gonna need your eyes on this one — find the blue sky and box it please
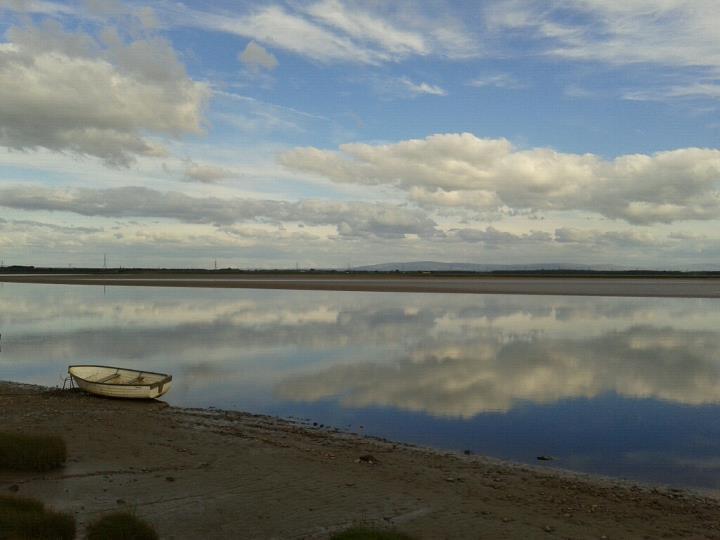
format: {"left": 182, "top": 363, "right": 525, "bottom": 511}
{"left": 0, "top": 0, "right": 719, "bottom": 268}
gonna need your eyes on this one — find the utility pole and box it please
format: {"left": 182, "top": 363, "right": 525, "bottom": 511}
{"left": 214, "top": 259, "right": 217, "bottom": 271}
{"left": 103, "top": 253, "right": 107, "bottom": 270}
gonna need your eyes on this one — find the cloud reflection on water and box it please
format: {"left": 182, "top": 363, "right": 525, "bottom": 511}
{"left": 2, "top": 284, "right": 720, "bottom": 418}
{"left": 277, "top": 325, "right": 720, "bottom": 417}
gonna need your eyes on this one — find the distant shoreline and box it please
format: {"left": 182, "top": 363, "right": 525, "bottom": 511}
{"left": 3, "top": 272, "right": 720, "bottom": 298}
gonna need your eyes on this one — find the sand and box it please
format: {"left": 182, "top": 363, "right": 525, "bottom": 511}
{"left": 3, "top": 273, "right": 720, "bottom": 298}
{"left": 2, "top": 381, "right": 719, "bottom": 539}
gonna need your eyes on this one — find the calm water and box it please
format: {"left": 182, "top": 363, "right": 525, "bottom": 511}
{"left": 3, "top": 282, "right": 720, "bottom": 491}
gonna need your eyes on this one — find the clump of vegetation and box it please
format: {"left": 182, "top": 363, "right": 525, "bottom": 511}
{"left": 331, "top": 527, "right": 416, "bottom": 540}
{"left": 0, "top": 495, "right": 75, "bottom": 540}
{"left": 85, "top": 512, "right": 159, "bottom": 540}
{"left": 0, "top": 432, "right": 67, "bottom": 471}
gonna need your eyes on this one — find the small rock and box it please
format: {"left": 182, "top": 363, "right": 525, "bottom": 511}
{"left": 8, "top": 484, "right": 19, "bottom": 492}
{"left": 116, "top": 499, "right": 126, "bottom": 505}
{"left": 356, "top": 454, "right": 379, "bottom": 464}
{"left": 166, "top": 476, "right": 175, "bottom": 482}
{"left": 544, "top": 525, "right": 555, "bottom": 533}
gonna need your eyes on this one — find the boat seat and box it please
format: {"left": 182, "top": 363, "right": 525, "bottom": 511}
{"left": 95, "top": 372, "right": 120, "bottom": 383}
{"left": 126, "top": 374, "right": 146, "bottom": 385}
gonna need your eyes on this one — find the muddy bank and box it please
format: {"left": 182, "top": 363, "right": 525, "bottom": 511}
{"left": 1, "top": 381, "right": 719, "bottom": 539}
{"left": 4, "top": 273, "right": 720, "bottom": 298}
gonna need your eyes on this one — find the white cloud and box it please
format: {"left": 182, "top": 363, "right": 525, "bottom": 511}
{"left": 136, "top": 6, "right": 159, "bottom": 29}
{"left": 0, "top": 20, "right": 209, "bottom": 166}
{"left": 303, "top": 0, "right": 428, "bottom": 56}
{"left": 173, "top": 3, "right": 476, "bottom": 65}
{"left": 0, "top": 0, "right": 72, "bottom": 16}
{"left": 478, "top": 1, "right": 720, "bottom": 104}
{"left": 554, "top": 227, "right": 660, "bottom": 248}
{"left": 183, "top": 161, "right": 235, "bottom": 184}
{"left": 187, "top": 5, "right": 389, "bottom": 65}
{"left": 400, "top": 78, "right": 447, "bottom": 96}
{"left": 453, "top": 226, "right": 551, "bottom": 246}
{"left": 485, "top": 0, "right": 720, "bottom": 70}
{"left": 238, "top": 40, "right": 278, "bottom": 71}
{"left": 468, "top": 73, "right": 524, "bottom": 89}
{"left": 625, "top": 81, "right": 720, "bottom": 102}
{"left": 366, "top": 76, "right": 447, "bottom": 99}
{"left": 280, "top": 133, "right": 720, "bottom": 224}
{"left": 0, "top": 185, "right": 439, "bottom": 239}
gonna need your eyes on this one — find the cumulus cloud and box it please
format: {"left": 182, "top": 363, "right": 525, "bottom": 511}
{"left": 554, "top": 227, "right": 659, "bottom": 248}
{"left": 0, "top": 185, "right": 438, "bottom": 239}
{"left": 183, "top": 161, "right": 235, "bottom": 183}
{"left": 445, "top": 226, "right": 665, "bottom": 252}
{"left": 280, "top": 133, "right": 720, "bottom": 224}
{"left": 0, "top": 20, "right": 209, "bottom": 166}
{"left": 453, "top": 226, "right": 551, "bottom": 246}
{"left": 238, "top": 40, "right": 278, "bottom": 71}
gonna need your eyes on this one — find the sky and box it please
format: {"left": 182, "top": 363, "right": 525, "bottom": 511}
{"left": 0, "top": 0, "right": 719, "bottom": 269}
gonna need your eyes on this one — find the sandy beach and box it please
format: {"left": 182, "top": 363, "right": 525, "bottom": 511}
{"left": 3, "top": 273, "right": 720, "bottom": 298}
{"left": 2, "top": 381, "right": 719, "bottom": 539}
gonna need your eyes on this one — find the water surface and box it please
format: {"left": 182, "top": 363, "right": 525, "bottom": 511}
{"left": 2, "top": 282, "right": 720, "bottom": 491}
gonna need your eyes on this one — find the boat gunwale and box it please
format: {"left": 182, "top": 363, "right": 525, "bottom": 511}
{"left": 68, "top": 364, "right": 172, "bottom": 388}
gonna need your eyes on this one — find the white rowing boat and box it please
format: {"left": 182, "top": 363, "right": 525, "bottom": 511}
{"left": 68, "top": 365, "right": 172, "bottom": 399}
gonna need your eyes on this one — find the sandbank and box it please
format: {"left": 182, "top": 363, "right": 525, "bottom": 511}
{"left": 3, "top": 273, "right": 720, "bottom": 298}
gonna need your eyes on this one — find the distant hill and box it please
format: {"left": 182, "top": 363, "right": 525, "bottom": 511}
{"left": 352, "top": 261, "right": 629, "bottom": 272}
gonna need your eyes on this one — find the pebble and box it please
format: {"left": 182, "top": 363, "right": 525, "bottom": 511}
{"left": 356, "top": 454, "right": 379, "bottom": 464}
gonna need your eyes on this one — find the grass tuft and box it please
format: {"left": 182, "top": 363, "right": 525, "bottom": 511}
{"left": 0, "top": 495, "right": 75, "bottom": 540}
{"left": 331, "top": 527, "right": 416, "bottom": 540}
{"left": 0, "top": 432, "right": 66, "bottom": 471}
{"left": 85, "top": 512, "right": 159, "bottom": 540}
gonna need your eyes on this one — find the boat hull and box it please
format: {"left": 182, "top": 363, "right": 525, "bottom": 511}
{"left": 69, "top": 365, "right": 172, "bottom": 399}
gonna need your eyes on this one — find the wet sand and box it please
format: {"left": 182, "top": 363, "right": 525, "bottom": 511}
{"left": 3, "top": 273, "right": 720, "bottom": 297}
{"left": 2, "top": 381, "right": 719, "bottom": 539}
